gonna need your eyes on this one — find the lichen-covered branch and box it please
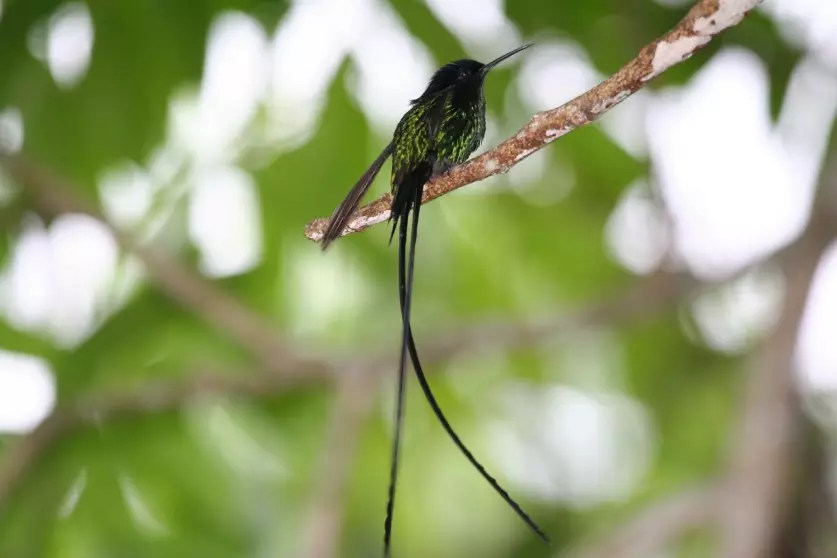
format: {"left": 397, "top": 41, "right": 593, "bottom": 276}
{"left": 304, "top": 0, "right": 763, "bottom": 242}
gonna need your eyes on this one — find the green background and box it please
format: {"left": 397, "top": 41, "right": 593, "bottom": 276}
{"left": 0, "top": 1, "right": 832, "bottom": 557}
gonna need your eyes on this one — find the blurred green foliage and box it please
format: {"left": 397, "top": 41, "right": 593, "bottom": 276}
{"left": 0, "top": 1, "right": 809, "bottom": 557}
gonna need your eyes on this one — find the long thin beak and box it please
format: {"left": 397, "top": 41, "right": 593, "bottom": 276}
{"left": 481, "top": 43, "right": 533, "bottom": 75}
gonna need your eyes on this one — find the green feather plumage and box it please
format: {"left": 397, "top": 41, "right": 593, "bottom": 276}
{"left": 390, "top": 89, "right": 486, "bottom": 192}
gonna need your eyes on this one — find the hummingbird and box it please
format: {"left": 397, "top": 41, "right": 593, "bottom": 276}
{"left": 319, "top": 44, "right": 548, "bottom": 555}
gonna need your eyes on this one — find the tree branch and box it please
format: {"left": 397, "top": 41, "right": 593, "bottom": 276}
{"left": 0, "top": 153, "right": 336, "bottom": 378}
{"left": 567, "top": 484, "right": 720, "bottom": 558}
{"left": 717, "top": 221, "right": 826, "bottom": 558}
{"left": 0, "top": 270, "right": 693, "bottom": 512}
{"left": 416, "top": 270, "right": 690, "bottom": 364}
{"left": 717, "top": 137, "right": 837, "bottom": 558}
{"left": 0, "top": 365, "right": 330, "bottom": 510}
{"left": 300, "top": 374, "right": 375, "bottom": 558}
{"left": 562, "top": 220, "right": 836, "bottom": 558}
{"left": 304, "top": 0, "right": 764, "bottom": 242}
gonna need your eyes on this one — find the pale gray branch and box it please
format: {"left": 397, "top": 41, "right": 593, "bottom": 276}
{"left": 0, "top": 366, "right": 323, "bottom": 510}
{"left": 0, "top": 270, "right": 688, "bottom": 513}
{"left": 717, "top": 164, "right": 837, "bottom": 558}
{"left": 418, "top": 270, "right": 690, "bottom": 364}
{"left": 0, "top": 153, "right": 336, "bottom": 378}
{"left": 300, "top": 374, "right": 375, "bottom": 558}
{"left": 567, "top": 484, "right": 720, "bottom": 558}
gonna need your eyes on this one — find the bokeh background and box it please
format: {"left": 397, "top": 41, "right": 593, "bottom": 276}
{"left": 1, "top": 0, "right": 837, "bottom": 557}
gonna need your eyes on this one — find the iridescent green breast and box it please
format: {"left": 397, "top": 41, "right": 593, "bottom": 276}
{"left": 390, "top": 90, "right": 486, "bottom": 190}
{"left": 391, "top": 100, "right": 433, "bottom": 187}
{"left": 435, "top": 95, "right": 485, "bottom": 165}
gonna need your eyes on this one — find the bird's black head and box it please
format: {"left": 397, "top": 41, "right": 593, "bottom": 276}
{"left": 411, "top": 44, "right": 532, "bottom": 104}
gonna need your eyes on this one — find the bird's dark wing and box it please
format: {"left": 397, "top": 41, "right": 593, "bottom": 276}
{"left": 423, "top": 91, "right": 465, "bottom": 176}
{"left": 423, "top": 91, "right": 448, "bottom": 148}
{"left": 320, "top": 142, "right": 394, "bottom": 250}
{"left": 391, "top": 92, "right": 446, "bottom": 188}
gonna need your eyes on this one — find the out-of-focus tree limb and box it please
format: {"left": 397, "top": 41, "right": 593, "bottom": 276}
{"left": 300, "top": 373, "right": 375, "bottom": 558}
{"left": 0, "top": 268, "right": 699, "bottom": 512}
{"left": 304, "top": 0, "right": 764, "bottom": 242}
{"left": 0, "top": 365, "right": 326, "bottom": 510}
{"left": 295, "top": 271, "right": 696, "bottom": 557}
{"left": 561, "top": 231, "right": 836, "bottom": 558}
{"left": 717, "top": 137, "right": 837, "bottom": 558}
{"left": 563, "top": 158, "right": 837, "bottom": 558}
{"left": 774, "top": 416, "right": 837, "bottom": 557}
{"left": 717, "top": 234, "right": 820, "bottom": 558}
{"left": 0, "top": 261, "right": 778, "bottom": 519}
{"left": 417, "top": 270, "right": 688, "bottom": 364}
{"left": 0, "top": 153, "right": 338, "bottom": 378}
{"left": 567, "top": 484, "right": 721, "bottom": 558}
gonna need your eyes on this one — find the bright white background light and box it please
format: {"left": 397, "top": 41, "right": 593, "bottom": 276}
{"left": 46, "top": 2, "right": 95, "bottom": 88}
{"left": 0, "top": 351, "right": 55, "bottom": 432}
